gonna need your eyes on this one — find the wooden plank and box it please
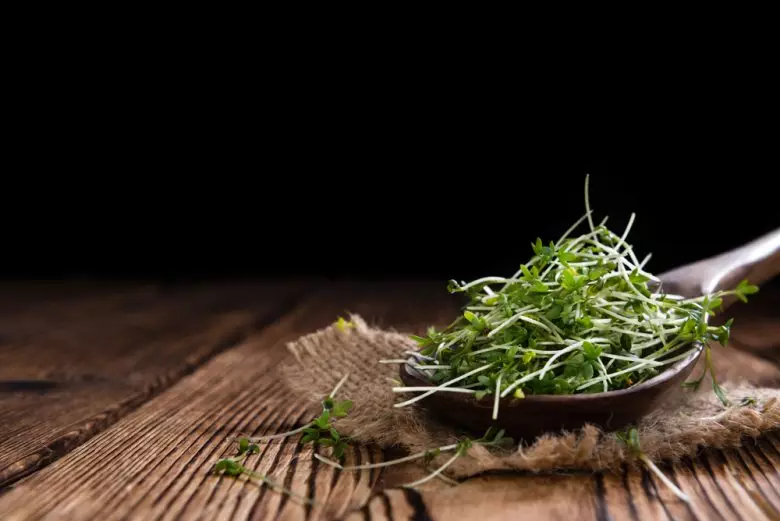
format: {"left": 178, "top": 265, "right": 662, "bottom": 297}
{"left": 0, "top": 280, "right": 309, "bottom": 488}
{"left": 0, "top": 281, "right": 777, "bottom": 521}
{"left": 0, "top": 281, "right": 460, "bottom": 520}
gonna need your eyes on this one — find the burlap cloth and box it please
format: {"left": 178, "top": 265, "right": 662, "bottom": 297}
{"left": 280, "top": 315, "right": 779, "bottom": 478}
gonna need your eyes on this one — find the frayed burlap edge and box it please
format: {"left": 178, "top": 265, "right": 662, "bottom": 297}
{"left": 279, "top": 315, "right": 779, "bottom": 478}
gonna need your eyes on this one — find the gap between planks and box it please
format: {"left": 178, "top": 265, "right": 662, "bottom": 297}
{"left": 0, "top": 281, "right": 312, "bottom": 490}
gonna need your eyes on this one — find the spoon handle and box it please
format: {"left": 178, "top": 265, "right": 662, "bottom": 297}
{"left": 658, "top": 227, "right": 780, "bottom": 303}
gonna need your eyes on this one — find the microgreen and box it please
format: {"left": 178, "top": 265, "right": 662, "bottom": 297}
{"left": 314, "top": 426, "right": 513, "bottom": 489}
{"left": 213, "top": 437, "right": 315, "bottom": 505}
{"left": 242, "top": 374, "right": 353, "bottom": 460}
{"left": 617, "top": 426, "right": 690, "bottom": 503}
{"left": 397, "top": 175, "right": 757, "bottom": 418}
{"left": 740, "top": 396, "right": 757, "bottom": 407}
{"left": 335, "top": 316, "right": 355, "bottom": 332}
{"left": 299, "top": 395, "right": 353, "bottom": 459}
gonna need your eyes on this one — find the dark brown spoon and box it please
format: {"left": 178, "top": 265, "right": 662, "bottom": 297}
{"left": 399, "top": 228, "right": 780, "bottom": 441}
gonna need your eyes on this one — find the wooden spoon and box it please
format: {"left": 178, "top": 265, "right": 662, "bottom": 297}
{"left": 399, "top": 227, "right": 780, "bottom": 441}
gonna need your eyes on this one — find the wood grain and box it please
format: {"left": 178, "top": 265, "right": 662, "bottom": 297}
{"left": 0, "top": 281, "right": 777, "bottom": 521}
{"left": 0, "top": 282, "right": 459, "bottom": 520}
{"left": 0, "top": 280, "right": 309, "bottom": 488}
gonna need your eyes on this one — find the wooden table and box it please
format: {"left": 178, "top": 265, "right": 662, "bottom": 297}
{"left": 0, "top": 279, "right": 778, "bottom": 521}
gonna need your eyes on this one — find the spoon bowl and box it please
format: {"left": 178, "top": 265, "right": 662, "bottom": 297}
{"left": 397, "top": 227, "right": 780, "bottom": 441}
{"left": 399, "top": 342, "right": 703, "bottom": 441}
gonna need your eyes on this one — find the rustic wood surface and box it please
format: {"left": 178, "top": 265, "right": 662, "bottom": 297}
{"left": 0, "top": 280, "right": 777, "bottom": 520}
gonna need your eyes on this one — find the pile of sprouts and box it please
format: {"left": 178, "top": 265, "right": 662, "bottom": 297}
{"left": 391, "top": 175, "right": 757, "bottom": 419}
{"left": 212, "top": 176, "right": 758, "bottom": 506}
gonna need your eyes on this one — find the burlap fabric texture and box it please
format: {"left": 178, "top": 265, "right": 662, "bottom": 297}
{"left": 280, "top": 315, "right": 779, "bottom": 478}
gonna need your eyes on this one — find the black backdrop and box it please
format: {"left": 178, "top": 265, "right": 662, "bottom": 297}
{"left": 1, "top": 100, "right": 778, "bottom": 284}
{"left": 2, "top": 153, "right": 776, "bottom": 284}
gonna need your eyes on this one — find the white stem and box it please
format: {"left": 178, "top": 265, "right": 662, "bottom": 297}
{"left": 492, "top": 374, "right": 502, "bottom": 420}
{"left": 404, "top": 351, "right": 435, "bottom": 361}
{"left": 488, "top": 307, "right": 539, "bottom": 337}
{"left": 248, "top": 422, "right": 313, "bottom": 442}
{"left": 640, "top": 454, "right": 691, "bottom": 503}
{"left": 600, "top": 353, "right": 663, "bottom": 366}
{"left": 315, "top": 444, "right": 460, "bottom": 470}
{"left": 614, "top": 212, "right": 639, "bottom": 265}
{"left": 394, "top": 363, "right": 494, "bottom": 407}
{"left": 514, "top": 314, "right": 554, "bottom": 334}
{"left": 597, "top": 357, "right": 609, "bottom": 391}
{"left": 500, "top": 362, "right": 568, "bottom": 398}
{"left": 584, "top": 174, "right": 595, "bottom": 231}
{"left": 576, "top": 347, "right": 698, "bottom": 390}
{"left": 329, "top": 373, "right": 349, "bottom": 398}
{"left": 556, "top": 210, "right": 594, "bottom": 246}
{"left": 455, "top": 277, "right": 511, "bottom": 292}
{"left": 392, "top": 387, "right": 476, "bottom": 394}
{"left": 538, "top": 341, "right": 585, "bottom": 380}
{"left": 402, "top": 451, "right": 462, "bottom": 488}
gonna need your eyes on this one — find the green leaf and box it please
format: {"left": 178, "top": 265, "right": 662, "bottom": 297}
{"left": 214, "top": 458, "right": 243, "bottom": 477}
{"left": 522, "top": 351, "right": 536, "bottom": 364}
{"left": 513, "top": 388, "right": 525, "bottom": 399}
{"left": 301, "top": 429, "right": 320, "bottom": 444}
{"left": 559, "top": 251, "right": 577, "bottom": 263}
{"left": 736, "top": 279, "right": 758, "bottom": 302}
{"left": 740, "top": 396, "right": 757, "bottom": 407}
{"left": 521, "top": 264, "right": 533, "bottom": 280}
{"left": 620, "top": 334, "right": 632, "bottom": 352}
{"left": 248, "top": 443, "right": 260, "bottom": 454}
{"left": 681, "top": 318, "right": 696, "bottom": 336}
{"left": 456, "top": 438, "right": 473, "bottom": 456}
{"left": 464, "top": 310, "right": 478, "bottom": 324}
{"left": 533, "top": 238, "right": 543, "bottom": 255}
{"left": 332, "top": 441, "right": 347, "bottom": 460}
{"left": 629, "top": 428, "right": 640, "bottom": 451}
{"left": 579, "top": 362, "right": 594, "bottom": 380}
{"left": 583, "top": 341, "right": 602, "bottom": 361}
{"left": 424, "top": 448, "right": 441, "bottom": 464}
{"left": 577, "top": 316, "right": 593, "bottom": 329}
{"left": 238, "top": 437, "right": 249, "bottom": 455}
{"left": 332, "top": 400, "right": 353, "bottom": 417}
{"left": 313, "top": 410, "right": 331, "bottom": 429}
{"left": 335, "top": 317, "right": 354, "bottom": 331}
{"left": 409, "top": 335, "right": 430, "bottom": 347}
{"left": 329, "top": 427, "right": 340, "bottom": 441}
{"left": 474, "top": 390, "right": 487, "bottom": 400}
{"left": 545, "top": 305, "right": 563, "bottom": 320}
{"left": 714, "top": 318, "right": 734, "bottom": 346}
{"left": 561, "top": 270, "right": 576, "bottom": 290}
{"left": 629, "top": 269, "right": 649, "bottom": 284}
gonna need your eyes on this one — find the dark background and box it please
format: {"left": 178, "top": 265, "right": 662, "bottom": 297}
{"left": 2, "top": 85, "right": 777, "bottom": 284}
{"left": 2, "top": 150, "right": 776, "bottom": 284}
